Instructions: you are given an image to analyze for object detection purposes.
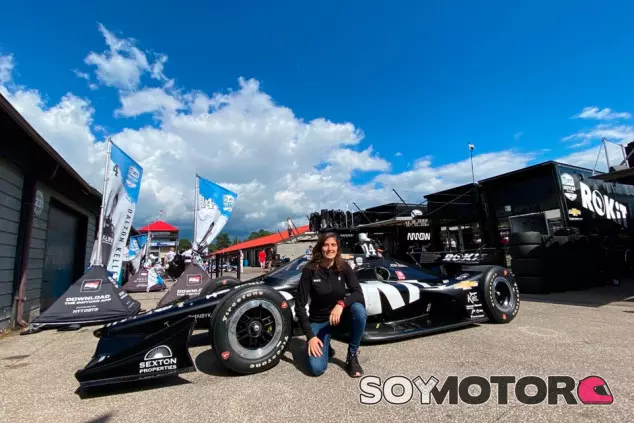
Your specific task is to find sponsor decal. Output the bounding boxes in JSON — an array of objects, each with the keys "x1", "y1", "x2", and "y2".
[
  {"x1": 465, "y1": 291, "x2": 485, "y2": 318},
  {"x1": 80, "y1": 279, "x2": 102, "y2": 292},
  {"x1": 568, "y1": 207, "x2": 582, "y2": 221},
  {"x1": 452, "y1": 280, "x2": 479, "y2": 290},
  {"x1": 442, "y1": 253, "x2": 483, "y2": 262},
  {"x1": 455, "y1": 273, "x2": 470, "y2": 281},
  {"x1": 126, "y1": 166, "x2": 140, "y2": 188},
  {"x1": 405, "y1": 218, "x2": 430, "y2": 228},
  {"x1": 187, "y1": 275, "x2": 202, "y2": 286},
  {"x1": 579, "y1": 181, "x2": 628, "y2": 225},
  {"x1": 560, "y1": 173, "x2": 577, "y2": 201},
  {"x1": 359, "y1": 374, "x2": 614, "y2": 405},
  {"x1": 176, "y1": 289, "x2": 203, "y2": 297},
  {"x1": 389, "y1": 263, "x2": 408, "y2": 268},
  {"x1": 139, "y1": 345, "x2": 177, "y2": 374},
  {"x1": 406, "y1": 232, "x2": 431, "y2": 241},
  {"x1": 65, "y1": 294, "x2": 111, "y2": 306}
]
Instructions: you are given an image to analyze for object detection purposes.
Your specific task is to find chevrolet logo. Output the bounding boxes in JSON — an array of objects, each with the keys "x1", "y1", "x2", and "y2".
[{"x1": 569, "y1": 208, "x2": 581, "y2": 216}]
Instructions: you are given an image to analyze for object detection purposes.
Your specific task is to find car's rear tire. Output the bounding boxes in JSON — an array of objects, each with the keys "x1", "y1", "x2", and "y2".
[
  {"x1": 209, "y1": 285, "x2": 292, "y2": 374},
  {"x1": 200, "y1": 276, "x2": 243, "y2": 296},
  {"x1": 478, "y1": 266, "x2": 520, "y2": 324}
]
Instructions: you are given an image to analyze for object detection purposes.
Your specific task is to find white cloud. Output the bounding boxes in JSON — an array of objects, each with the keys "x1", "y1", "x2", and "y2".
[
  {"x1": 573, "y1": 106, "x2": 631, "y2": 121},
  {"x1": 562, "y1": 123, "x2": 634, "y2": 143},
  {"x1": 84, "y1": 23, "x2": 160, "y2": 91},
  {"x1": 0, "y1": 53, "x2": 14, "y2": 84},
  {"x1": 116, "y1": 87, "x2": 184, "y2": 117},
  {"x1": 0, "y1": 30, "x2": 558, "y2": 236}
]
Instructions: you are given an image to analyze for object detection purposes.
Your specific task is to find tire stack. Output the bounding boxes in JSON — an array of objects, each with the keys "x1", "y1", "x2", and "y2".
[
  {"x1": 508, "y1": 232, "x2": 550, "y2": 294},
  {"x1": 509, "y1": 231, "x2": 605, "y2": 294}
]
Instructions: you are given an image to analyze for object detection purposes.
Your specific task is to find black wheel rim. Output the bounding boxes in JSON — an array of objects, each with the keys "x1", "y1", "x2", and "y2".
[
  {"x1": 492, "y1": 277, "x2": 515, "y2": 312},
  {"x1": 228, "y1": 299, "x2": 283, "y2": 359},
  {"x1": 235, "y1": 306, "x2": 276, "y2": 350}
]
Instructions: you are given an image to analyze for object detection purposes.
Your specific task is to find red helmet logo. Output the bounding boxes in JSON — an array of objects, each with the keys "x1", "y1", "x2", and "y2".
[{"x1": 577, "y1": 376, "x2": 613, "y2": 405}]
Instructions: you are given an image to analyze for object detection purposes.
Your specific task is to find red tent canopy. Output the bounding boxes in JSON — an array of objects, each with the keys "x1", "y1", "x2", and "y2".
[{"x1": 138, "y1": 220, "x2": 179, "y2": 232}]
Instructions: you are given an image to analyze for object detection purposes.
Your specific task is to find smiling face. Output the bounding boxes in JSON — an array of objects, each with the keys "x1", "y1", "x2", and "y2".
[{"x1": 322, "y1": 236, "x2": 338, "y2": 260}]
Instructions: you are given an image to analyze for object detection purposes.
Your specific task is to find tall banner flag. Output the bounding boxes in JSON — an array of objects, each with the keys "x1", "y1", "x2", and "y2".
[
  {"x1": 194, "y1": 175, "x2": 238, "y2": 250},
  {"x1": 127, "y1": 234, "x2": 149, "y2": 273},
  {"x1": 91, "y1": 140, "x2": 144, "y2": 282}
]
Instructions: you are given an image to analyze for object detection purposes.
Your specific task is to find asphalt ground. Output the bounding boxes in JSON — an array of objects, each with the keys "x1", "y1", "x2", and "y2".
[{"x1": 1, "y1": 268, "x2": 633, "y2": 423}]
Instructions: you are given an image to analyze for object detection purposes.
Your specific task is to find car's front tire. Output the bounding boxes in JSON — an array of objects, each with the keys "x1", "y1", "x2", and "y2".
[
  {"x1": 479, "y1": 266, "x2": 520, "y2": 324},
  {"x1": 209, "y1": 285, "x2": 293, "y2": 374}
]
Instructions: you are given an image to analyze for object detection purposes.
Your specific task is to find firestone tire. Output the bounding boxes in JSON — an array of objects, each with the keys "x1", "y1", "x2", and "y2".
[
  {"x1": 478, "y1": 266, "x2": 520, "y2": 324},
  {"x1": 200, "y1": 276, "x2": 243, "y2": 296},
  {"x1": 209, "y1": 285, "x2": 293, "y2": 374}
]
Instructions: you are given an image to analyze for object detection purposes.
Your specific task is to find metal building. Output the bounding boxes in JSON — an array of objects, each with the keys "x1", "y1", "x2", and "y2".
[{"x1": 0, "y1": 93, "x2": 101, "y2": 331}]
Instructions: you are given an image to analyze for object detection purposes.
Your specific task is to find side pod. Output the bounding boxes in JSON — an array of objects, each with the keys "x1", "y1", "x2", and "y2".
[{"x1": 75, "y1": 316, "x2": 197, "y2": 389}]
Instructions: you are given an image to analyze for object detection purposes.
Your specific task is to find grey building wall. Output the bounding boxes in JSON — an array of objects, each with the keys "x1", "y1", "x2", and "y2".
[
  {"x1": 19, "y1": 181, "x2": 97, "y2": 323},
  {"x1": 0, "y1": 158, "x2": 23, "y2": 330}
]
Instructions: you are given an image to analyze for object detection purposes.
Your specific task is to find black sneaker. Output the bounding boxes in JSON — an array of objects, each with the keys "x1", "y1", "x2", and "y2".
[
  {"x1": 328, "y1": 345, "x2": 335, "y2": 359},
  {"x1": 346, "y1": 351, "x2": 363, "y2": 377}
]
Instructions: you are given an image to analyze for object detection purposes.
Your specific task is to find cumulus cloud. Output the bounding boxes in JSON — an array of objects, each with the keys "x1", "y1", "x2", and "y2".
[
  {"x1": 2, "y1": 25, "x2": 613, "y2": 236},
  {"x1": 0, "y1": 53, "x2": 14, "y2": 84},
  {"x1": 562, "y1": 123, "x2": 634, "y2": 144},
  {"x1": 572, "y1": 106, "x2": 631, "y2": 121}
]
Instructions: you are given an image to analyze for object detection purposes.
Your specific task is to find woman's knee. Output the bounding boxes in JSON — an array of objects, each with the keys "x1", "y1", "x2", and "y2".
[
  {"x1": 308, "y1": 356, "x2": 328, "y2": 376},
  {"x1": 349, "y1": 302, "x2": 367, "y2": 319}
]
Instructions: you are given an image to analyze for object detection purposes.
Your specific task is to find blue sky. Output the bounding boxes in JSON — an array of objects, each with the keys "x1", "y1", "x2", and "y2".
[{"x1": 1, "y1": 1, "x2": 633, "y2": 240}]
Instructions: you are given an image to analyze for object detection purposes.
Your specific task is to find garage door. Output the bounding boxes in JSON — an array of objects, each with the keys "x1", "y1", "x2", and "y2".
[
  {"x1": 40, "y1": 204, "x2": 78, "y2": 312},
  {"x1": 0, "y1": 160, "x2": 24, "y2": 330}
]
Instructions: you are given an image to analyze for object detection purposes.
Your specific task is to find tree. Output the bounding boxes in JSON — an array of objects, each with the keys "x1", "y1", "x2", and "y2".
[
  {"x1": 214, "y1": 233, "x2": 232, "y2": 250},
  {"x1": 178, "y1": 238, "x2": 192, "y2": 250},
  {"x1": 247, "y1": 229, "x2": 274, "y2": 240},
  {"x1": 232, "y1": 236, "x2": 240, "y2": 245}
]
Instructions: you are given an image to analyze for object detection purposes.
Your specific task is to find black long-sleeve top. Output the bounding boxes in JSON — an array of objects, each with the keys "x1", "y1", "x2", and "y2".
[{"x1": 294, "y1": 263, "x2": 365, "y2": 339}]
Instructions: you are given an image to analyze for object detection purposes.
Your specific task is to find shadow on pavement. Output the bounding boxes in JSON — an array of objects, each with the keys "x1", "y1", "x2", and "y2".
[
  {"x1": 84, "y1": 412, "x2": 115, "y2": 423},
  {"x1": 521, "y1": 281, "x2": 634, "y2": 308},
  {"x1": 194, "y1": 350, "x2": 240, "y2": 377}
]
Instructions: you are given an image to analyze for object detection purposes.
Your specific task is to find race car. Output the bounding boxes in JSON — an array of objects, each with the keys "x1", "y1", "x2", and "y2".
[{"x1": 74, "y1": 253, "x2": 520, "y2": 389}]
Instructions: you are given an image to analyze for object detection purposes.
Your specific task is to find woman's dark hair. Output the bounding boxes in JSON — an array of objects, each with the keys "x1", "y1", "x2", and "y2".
[{"x1": 307, "y1": 232, "x2": 348, "y2": 271}]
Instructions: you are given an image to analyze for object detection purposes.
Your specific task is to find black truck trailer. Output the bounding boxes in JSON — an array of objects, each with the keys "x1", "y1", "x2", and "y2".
[{"x1": 315, "y1": 159, "x2": 634, "y2": 293}]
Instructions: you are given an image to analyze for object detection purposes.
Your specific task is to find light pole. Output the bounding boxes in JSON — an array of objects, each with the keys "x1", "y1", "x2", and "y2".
[{"x1": 468, "y1": 144, "x2": 475, "y2": 183}]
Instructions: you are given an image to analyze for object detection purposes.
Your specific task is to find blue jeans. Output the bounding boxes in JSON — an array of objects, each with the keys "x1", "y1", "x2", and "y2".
[{"x1": 307, "y1": 302, "x2": 367, "y2": 376}]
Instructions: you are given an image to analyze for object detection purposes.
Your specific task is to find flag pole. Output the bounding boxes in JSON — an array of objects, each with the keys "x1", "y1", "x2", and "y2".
[
  {"x1": 94, "y1": 138, "x2": 112, "y2": 267},
  {"x1": 193, "y1": 174, "x2": 199, "y2": 252}
]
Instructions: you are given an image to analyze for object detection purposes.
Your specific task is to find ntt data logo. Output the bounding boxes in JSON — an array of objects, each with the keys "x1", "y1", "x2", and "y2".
[{"x1": 359, "y1": 375, "x2": 614, "y2": 406}]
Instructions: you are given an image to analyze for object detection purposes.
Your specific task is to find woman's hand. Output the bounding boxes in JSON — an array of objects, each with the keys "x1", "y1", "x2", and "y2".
[
  {"x1": 308, "y1": 336, "x2": 323, "y2": 357},
  {"x1": 329, "y1": 304, "x2": 343, "y2": 326}
]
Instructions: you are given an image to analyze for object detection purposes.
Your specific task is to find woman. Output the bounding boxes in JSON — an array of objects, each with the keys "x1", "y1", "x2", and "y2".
[{"x1": 294, "y1": 232, "x2": 367, "y2": 377}]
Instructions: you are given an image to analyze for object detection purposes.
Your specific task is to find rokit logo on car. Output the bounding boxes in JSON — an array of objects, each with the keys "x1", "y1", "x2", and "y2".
[
  {"x1": 443, "y1": 253, "x2": 484, "y2": 262},
  {"x1": 139, "y1": 345, "x2": 177, "y2": 374}
]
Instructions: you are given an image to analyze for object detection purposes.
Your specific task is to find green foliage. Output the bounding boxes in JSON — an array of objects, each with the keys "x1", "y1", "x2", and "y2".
[
  {"x1": 247, "y1": 229, "x2": 274, "y2": 240},
  {"x1": 178, "y1": 238, "x2": 192, "y2": 250}
]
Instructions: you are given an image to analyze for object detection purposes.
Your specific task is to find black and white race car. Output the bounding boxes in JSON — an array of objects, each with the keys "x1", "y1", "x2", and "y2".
[{"x1": 74, "y1": 254, "x2": 519, "y2": 389}]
